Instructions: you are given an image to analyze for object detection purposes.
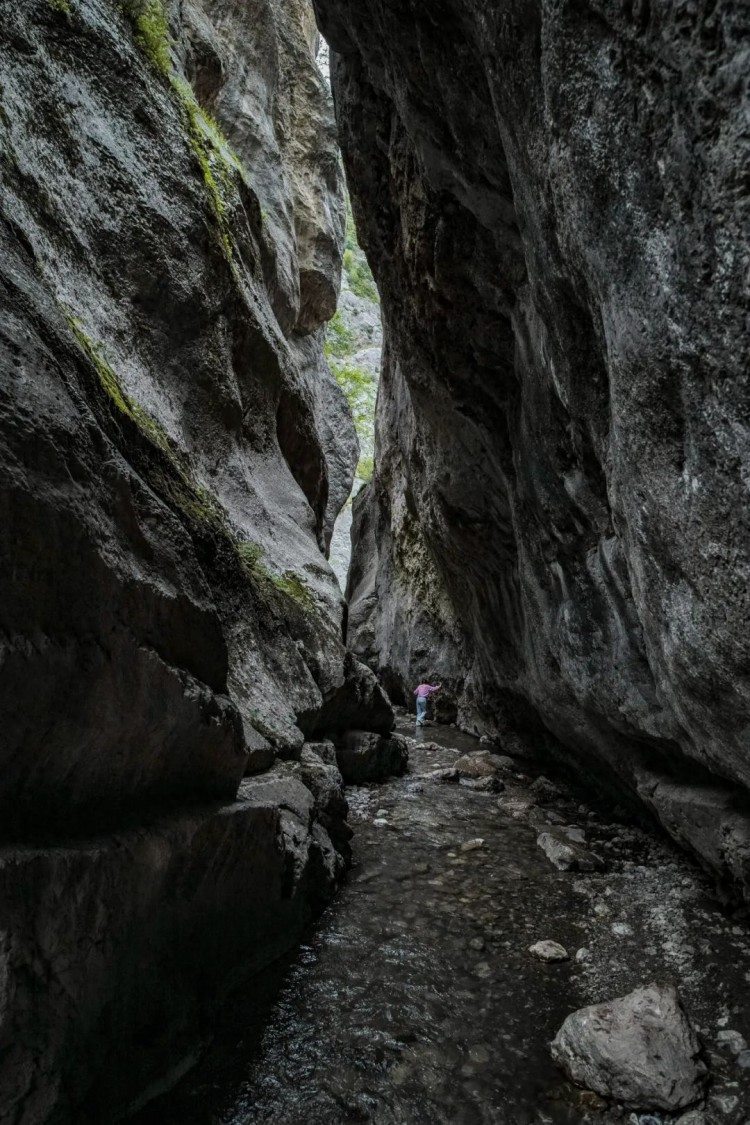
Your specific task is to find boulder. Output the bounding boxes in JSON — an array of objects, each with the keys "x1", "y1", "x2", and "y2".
[
  {"x1": 311, "y1": 651, "x2": 395, "y2": 737},
  {"x1": 335, "y1": 730, "x2": 409, "y2": 784},
  {"x1": 551, "y1": 983, "x2": 707, "y2": 1111},
  {"x1": 284, "y1": 742, "x2": 352, "y2": 861}
]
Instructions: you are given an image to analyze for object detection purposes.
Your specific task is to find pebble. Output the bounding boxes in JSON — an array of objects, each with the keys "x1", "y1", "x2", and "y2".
[
  {"x1": 612, "y1": 922, "x2": 634, "y2": 937},
  {"x1": 373, "y1": 818, "x2": 389, "y2": 828},
  {"x1": 528, "y1": 940, "x2": 569, "y2": 962},
  {"x1": 473, "y1": 962, "x2": 493, "y2": 978},
  {"x1": 709, "y1": 1092, "x2": 740, "y2": 1114},
  {"x1": 461, "y1": 838, "x2": 486, "y2": 852},
  {"x1": 736, "y1": 1049, "x2": 750, "y2": 1069},
  {"x1": 414, "y1": 862, "x2": 430, "y2": 874},
  {"x1": 717, "y1": 1029, "x2": 748, "y2": 1055},
  {"x1": 575, "y1": 947, "x2": 591, "y2": 963},
  {"x1": 469, "y1": 937, "x2": 486, "y2": 951}
]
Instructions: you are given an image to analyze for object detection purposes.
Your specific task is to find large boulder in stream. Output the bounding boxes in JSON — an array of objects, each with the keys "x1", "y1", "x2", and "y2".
[
  {"x1": 551, "y1": 983, "x2": 707, "y2": 1111},
  {"x1": 335, "y1": 729, "x2": 409, "y2": 784}
]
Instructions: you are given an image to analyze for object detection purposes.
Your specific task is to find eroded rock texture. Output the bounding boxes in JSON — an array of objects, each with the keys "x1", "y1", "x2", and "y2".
[
  {"x1": 0, "y1": 0, "x2": 390, "y2": 1115},
  {"x1": 317, "y1": 0, "x2": 750, "y2": 888}
]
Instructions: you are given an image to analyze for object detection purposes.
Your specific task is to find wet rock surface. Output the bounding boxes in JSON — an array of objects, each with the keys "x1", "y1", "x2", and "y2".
[
  {"x1": 317, "y1": 0, "x2": 750, "y2": 894},
  {"x1": 135, "y1": 721, "x2": 750, "y2": 1124}
]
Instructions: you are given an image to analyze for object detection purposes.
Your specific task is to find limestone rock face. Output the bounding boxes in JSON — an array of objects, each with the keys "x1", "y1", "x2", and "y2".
[
  {"x1": 0, "y1": 0, "x2": 390, "y2": 1115},
  {"x1": 0, "y1": 0, "x2": 386, "y2": 829},
  {"x1": 315, "y1": 0, "x2": 750, "y2": 890},
  {"x1": 551, "y1": 983, "x2": 706, "y2": 1110},
  {"x1": 0, "y1": 775, "x2": 341, "y2": 1124}
]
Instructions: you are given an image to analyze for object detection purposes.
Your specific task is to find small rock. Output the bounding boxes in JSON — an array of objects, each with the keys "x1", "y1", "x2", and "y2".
[
  {"x1": 675, "y1": 1111, "x2": 708, "y2": 1125},
  {"x1": 550, "y1": 982, "x2": 706, "y2": 1111},
  {"x1": 709, "y1": 1092, "x2": 740, "y2": 1115},
  {"x1": 537, "y1": 829, "x2": 604, "y2": 872},
  {"x1": 461, "y1": 838, "x2": 486, "y2": 852},
  {"x1": 454, "y1": 751, "x2": 498, "y2": 778},
  {"x1": 612, "y1": 922, "x2": 634, "y2": 937},
  {"x1": 473, "y1": 961, "x2": 493, "y2": 978},
  {"x1": 544, "y1": 809, "x2": 568, "y2": 825},
  {"x1": 459, "y1": 776, "x2": 504, "y2": 793},
  {"x1": 491, "y1": 754, "x2": 518, "y2": 771},
  {"x1": 423, "y1": 768, "x2": 459, "y2": 783},
  {"x1": 717, "y1": 1029, "x2": 747, "y2": 1055},
  {"x1": 735, "y1": 1049, "x2": 750, "y2": 1068},
  {"x1": 575, "y1": 947, "x2": 592, "y2": 963},
  {"x1": 529, "y1": 940, "x2": 569, "y2": 962},
  {"x1": 372, "y1": 818, "x2": 389, "y2": 828},
  {"x1": 414, "y1": 862, "x2": 430, "y2": 874},
  {"x1": 530, "y1": 776, "x2": 562, "y2": 803},
  {"x1": 469, "y1": 936, "x2": 485, "y2": 951}
]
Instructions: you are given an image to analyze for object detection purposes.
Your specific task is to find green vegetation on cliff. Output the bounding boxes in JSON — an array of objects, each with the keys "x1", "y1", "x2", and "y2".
[
  {"x1": 119, "y1": 0, "x2": 246, "y2": 262},
  {"x1": 343, "y1": 196, "x2": 379, "y2": 303}
]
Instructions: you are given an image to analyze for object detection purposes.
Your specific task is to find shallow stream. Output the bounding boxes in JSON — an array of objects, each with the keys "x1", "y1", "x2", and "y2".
[{"x1": 136, "y1": 720, "x2": 750, "y2": 1124}]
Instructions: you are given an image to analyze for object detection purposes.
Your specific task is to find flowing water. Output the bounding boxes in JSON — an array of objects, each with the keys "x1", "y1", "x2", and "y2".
[{"x1": 136, "y1": 720, "x2": 750, "y2": 1124}]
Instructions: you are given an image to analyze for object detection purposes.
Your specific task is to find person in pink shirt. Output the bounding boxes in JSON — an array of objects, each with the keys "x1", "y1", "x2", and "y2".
[{"x1": 414, "y1": 681, "x2": 442, "y2": 726}]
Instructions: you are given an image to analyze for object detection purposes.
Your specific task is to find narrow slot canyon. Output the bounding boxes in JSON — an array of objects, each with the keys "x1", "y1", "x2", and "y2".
[{"x1": 0, "y1": 0, "x2": 748, "y2": 1122}]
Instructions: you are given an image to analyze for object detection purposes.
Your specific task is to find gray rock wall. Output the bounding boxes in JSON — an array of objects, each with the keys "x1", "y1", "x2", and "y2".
[
  {"x1": 315, "y1": 0, "x2": 750, "y2": 889},
  {"x1": 0, "y1": 0, "x2": 390, "y2": 1115}
]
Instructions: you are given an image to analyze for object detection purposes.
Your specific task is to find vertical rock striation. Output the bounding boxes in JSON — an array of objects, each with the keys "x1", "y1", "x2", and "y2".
[
  {"x1": 0, "y1": 0, "x2": 391, "y2": 1115},
  {"x1": 315, "y1": 0, "x2": 750, "y2": 890}
]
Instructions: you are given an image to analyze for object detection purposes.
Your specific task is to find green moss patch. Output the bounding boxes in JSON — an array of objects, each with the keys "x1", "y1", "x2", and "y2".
[
  {"x1": 236, "y1": 541, "x2": 317, "y2": 614},
  {"x1": 118, "y1": 0, "x2": 248, "y2": 263},
  {"x1": 323, "y1": 309, "x2": 357, "y2": 360},
  {"x1": 119, "y1": 0, "x2": 171, "y2": 75},
  {"x1": 65, "y1": 312, "x2": 230, "y2": 534}
]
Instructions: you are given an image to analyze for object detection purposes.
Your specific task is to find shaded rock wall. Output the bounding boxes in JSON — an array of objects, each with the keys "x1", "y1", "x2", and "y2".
[
  {"x1": 316, "y1": 0, "x2": 750, "y2": 888},
  {"x1": 0, "y1": 0, "x2": 391, "y2": 1115}
]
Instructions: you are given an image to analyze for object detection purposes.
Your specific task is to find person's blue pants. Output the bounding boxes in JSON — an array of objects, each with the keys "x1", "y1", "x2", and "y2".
[{"x1": 416, "y1": 696, "x2": 427, "y2": 724}]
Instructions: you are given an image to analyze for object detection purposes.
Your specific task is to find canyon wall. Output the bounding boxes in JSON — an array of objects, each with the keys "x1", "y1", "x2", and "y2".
[
  {"x1": 0, "y1": 0, "x2": 391, "y2": 1116},
  {"x1": 315, "y1": 0, "x2": 750, "y2": 890}
]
